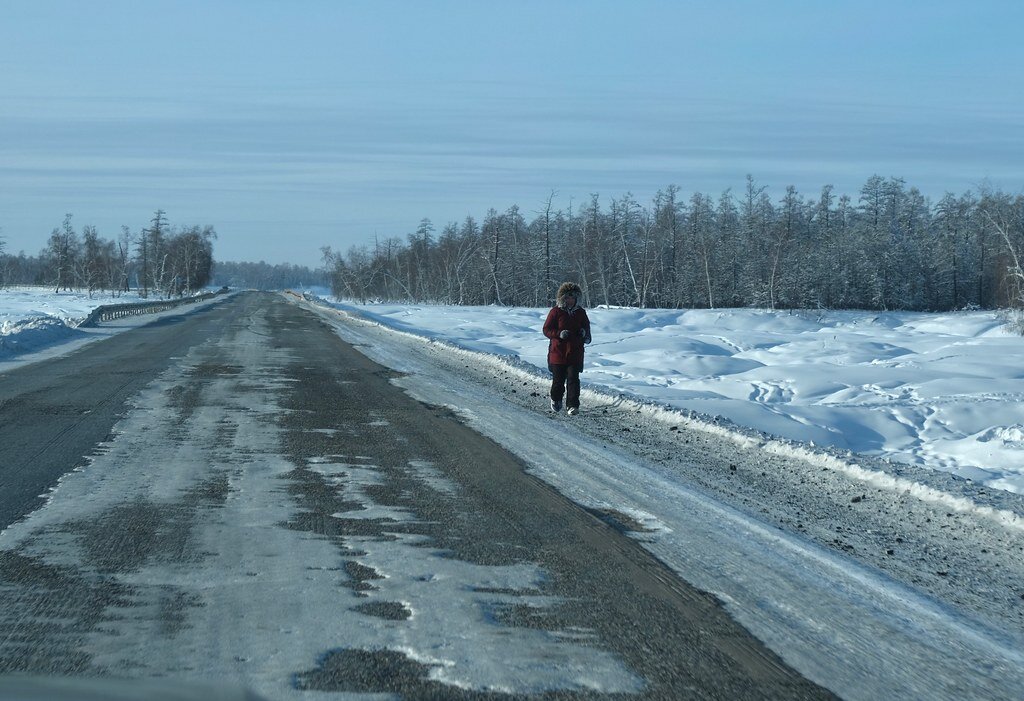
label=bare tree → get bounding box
[659,185,682,306]
[48,213,79,293]
[82,225,103,296]
[689,192,717,308]
[982,195,1024,329]
[147,210,169,296]
[482,209,503,305]
[118,226,134,294]
[541,190,557,303]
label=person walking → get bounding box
[543,282,592,415]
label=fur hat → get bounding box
[556,282,582,308]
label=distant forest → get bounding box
[210,260,324,291]
[0,211,217,297]
[323,176,1024,312]
[0,211,323,295]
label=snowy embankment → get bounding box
[0,286,115,355]
[0,286,224,370]
[324,299,1024,497]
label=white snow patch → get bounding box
[322,299,1024,495]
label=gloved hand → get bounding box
[559,329,570,340]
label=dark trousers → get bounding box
[550,364,581,408]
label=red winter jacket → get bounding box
[543,305,591,369]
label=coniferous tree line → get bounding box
[323,176,1024,312]
[0,210,217,297]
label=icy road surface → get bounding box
[0,292,828,700]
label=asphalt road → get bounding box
[0,296,239,530]
[0,292,834,700]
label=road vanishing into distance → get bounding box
[0,292,833,700]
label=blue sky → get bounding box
[2,1,1023,268]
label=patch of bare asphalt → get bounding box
[62,499,196,574]
[295,648,613,700]
[0,470,231,676]
[0,550,132,675]
[351,601,413,621]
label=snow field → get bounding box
[329,300,1024,497]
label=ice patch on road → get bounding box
[343,532,637,694]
